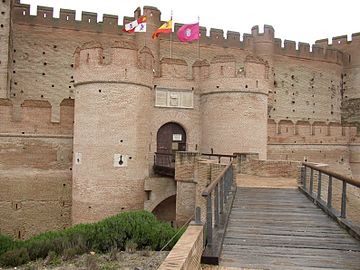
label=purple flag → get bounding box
[177,23,200,42]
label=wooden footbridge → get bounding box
[200,161,360,270]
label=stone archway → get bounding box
[152,195,176,225]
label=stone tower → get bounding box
[251,25,275,113]
[200,54,270,159]
[0,0,11,98]
[72,40,153,224]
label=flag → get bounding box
[123,16,146,33]
[177,23,200,42]
[152,19,173,39]
[135,22,146,33]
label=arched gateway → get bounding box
[154,122,187,176]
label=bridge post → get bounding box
[309,168,314,195]
[214,184,219,227]
[303,166,307,189]
[317,172,322,199]
[327,175,333,208]
[341,181,347,218]
[220,180,224,215]
[206,195,213,246]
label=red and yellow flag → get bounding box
[152,19,173,39]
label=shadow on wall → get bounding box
[152,195,176,227]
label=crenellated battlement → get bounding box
[12,1,124,34]
[315,32,360,47]
[251,25,275,40]
[74,41,153,87]
[198,54,270,96]
[0,98,74,136]
[273,38,347,64]
[268,119,358,144]
[9,1,352,65]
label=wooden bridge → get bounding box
[221,187,360,269]
[158,153,360,270]
[201,161,360,270]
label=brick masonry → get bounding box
[0,1,360,237]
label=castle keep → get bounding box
[1,0,360,238]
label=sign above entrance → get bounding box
[173,134,182,141]
[155,87,194,109]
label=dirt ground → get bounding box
[1,250,169,270]
[236,174,298,188]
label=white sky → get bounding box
[21,0,359,46]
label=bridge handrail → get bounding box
[303,162,360,188]
[301,162,360,239]
[154,152,175,156]
[200,161,235,263]
[202,163,233,197]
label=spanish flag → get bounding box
[152,19,173,39]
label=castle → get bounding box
[1,0,360,239]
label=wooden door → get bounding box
[157,122,186,154]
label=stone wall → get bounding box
[0,1,359,238]
[0,0,10,99]
[238,156,300,178]
[158,224,203,270]
[271,57,342,123]
[0,98,73,238]
[267,119,358,176]
[315,33,360,100]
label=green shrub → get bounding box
[0,234,15,256]
[0,211,183,267]
[0,247,30,267]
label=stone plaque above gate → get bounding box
[155,88,194,109]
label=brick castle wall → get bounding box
[0,0,11,98]
[0,98,73,239]
[0,0,359,237]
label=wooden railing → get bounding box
[153,152,175,177]
[300,162,360,238]
[200,162,236,264]
[201,153,236,164]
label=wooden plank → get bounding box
[220,187,360,270]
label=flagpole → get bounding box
[170,10,173,59]
[197,16,200,59]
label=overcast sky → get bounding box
[21,0,359,46]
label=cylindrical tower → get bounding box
[200,54,269,159]
[72,40,153,224]
[252,25,275,112]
